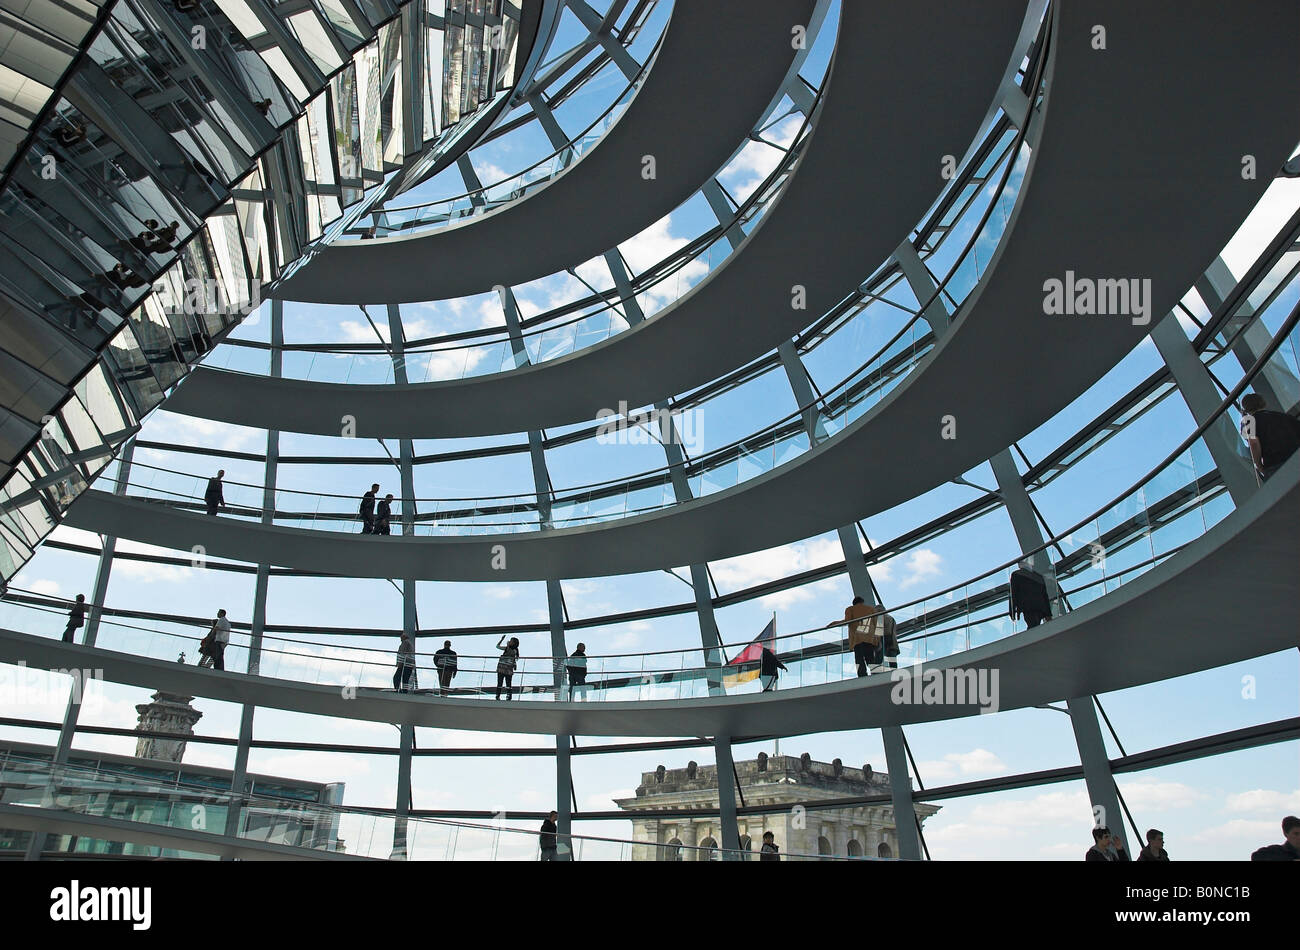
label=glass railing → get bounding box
[343,51,656,239]
[0,754,866,861]
[336,0,843,243]
[0,497,1219,702]
[95,105,1028,534]
[215,94,824,385]
[0,0,531,585]
[7,301,1293,706]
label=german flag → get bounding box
[723,617,775,688]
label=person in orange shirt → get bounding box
[831,596,882,677]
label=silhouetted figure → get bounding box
[130,220,160,253]
[760,645,787,692]
[1085,826,1128,862]
[205,470,225,515]
[1250,815,1300,861]
[393,631,416,692]
[375,494,394,535]
[495,635,519,699]
[760,831,780,861]
[55,123,86,147]
[539,811,558,861]
[832,596,880,676]
[566,643,588,700]
[140,219,180,253]
[359,483,379,534]
[253,98,273,116]
[1240,392,1300,482]
[62,594,86,644]
[434,640,457,694]
[1009,558,1052,628]
[1137,828,1169,861]
[106,263,148,289]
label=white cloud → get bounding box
[967,787,1093,828]
[1186,818,1280,844]
[618,214,711,312]
[112,559,199,585]
[711,536,845,592]
[1118,780,1210,812]
[583,787,634,810]
[47,525,102,548]
[19,578,62,597]
[420,728,551,750]
[917,748,1007,782]
[143,412,260,454]
[1223,788,1300,815]
[718,113,801,202]
[708,535,944,606]
[893,548,944,590]
[1220,178,1300,281]
[598,620,650,652]
[245,749,376,783]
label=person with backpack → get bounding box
[832,596,881,677]
[61,594,86,644]
[495,635,520,700]
[1240,392,1300,481]
[200,609,231,670]
[566,643,588,700]
[434,640,458,695]
[873,609,900,669]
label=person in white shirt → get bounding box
[208,609,232,671]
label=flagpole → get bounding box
[772,612,779,761]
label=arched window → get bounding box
[663,838,683,861]
[739,834,752,860]
[700,836,720,860]
[847,839,863,858]
[818,836,832,860]
[877,841,893,859]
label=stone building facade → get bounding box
[614,753,939,860]
[134,689,203,762]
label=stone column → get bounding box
[680,820,699,861]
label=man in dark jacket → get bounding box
[1009,559,1052,628]
[1250,815,1300,861]
[759,831,780,861]
[204,470,225,515]
[1085,827,1129,861]
[539,811,559,861]
[434,640,457,694]
[359,483,379,534]
[1240,393,1300,481]
[760,646,787,692]
[61,594,86,644]
[1137,828,1169,861]
[375,493,394,535]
